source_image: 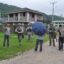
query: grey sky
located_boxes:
[0,0,64,16]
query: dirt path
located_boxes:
[0,42,64,64]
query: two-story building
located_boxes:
[6,8,43,25]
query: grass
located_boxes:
[0,33,48,60]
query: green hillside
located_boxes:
[48,15,64,21]
[0,3,21,17]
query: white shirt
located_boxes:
[37,35,43,40]
[4,27,10,35]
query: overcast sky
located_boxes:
[0,0,64,16]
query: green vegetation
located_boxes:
[0,3,21,17]
[0,33,48,60]
[48,15,64,21]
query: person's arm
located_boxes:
[19,28,23,33]
[15,27,18,32]
[26,27,28,31]
[58,28,61,36]
[26,27,29,33]
[47,28,50,34]
[3,26,5,33]
[3,26,7,33]
[18,27,23,33]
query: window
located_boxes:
[15,13,18,16]
[32,13,34,18]
[10,14,13,17]
[55,22,58,24]
[23,12,26,17]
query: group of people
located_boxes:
[34,23,64,52]
[3,23,32,47]
[2,22,64,52]
[48,23,64,51]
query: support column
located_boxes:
[27,12,30,22]
[35,14,38,21]
[8,15,10,21]
[18,13,21,21]
[13,14,15,21]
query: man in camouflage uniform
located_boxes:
[26,23,32,40]
[15,23,24,47]
[48,23,56,46]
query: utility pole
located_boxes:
[51,0,57,22]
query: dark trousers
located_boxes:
[49,35,55,46]
[59,37,64,50]
[28,34,31,40]
[49,38,55,46]
[35,39,43,52]
[22,33,24,38]
[3,35,9,47]
[17,33,22,46]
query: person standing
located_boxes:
[58,25,64,51]
[35,34,44,52]
[15,23,24,47]
[26,23,32,40]
[32,21,46,52]
[21,23,24,38]
[3,23,11,47]
[48,23,56,47]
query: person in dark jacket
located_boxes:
[58,24,64,51]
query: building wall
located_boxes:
[29,13,35,21]
[8,12,43,22]
[20,12,27,21]
[52,20,64,28]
